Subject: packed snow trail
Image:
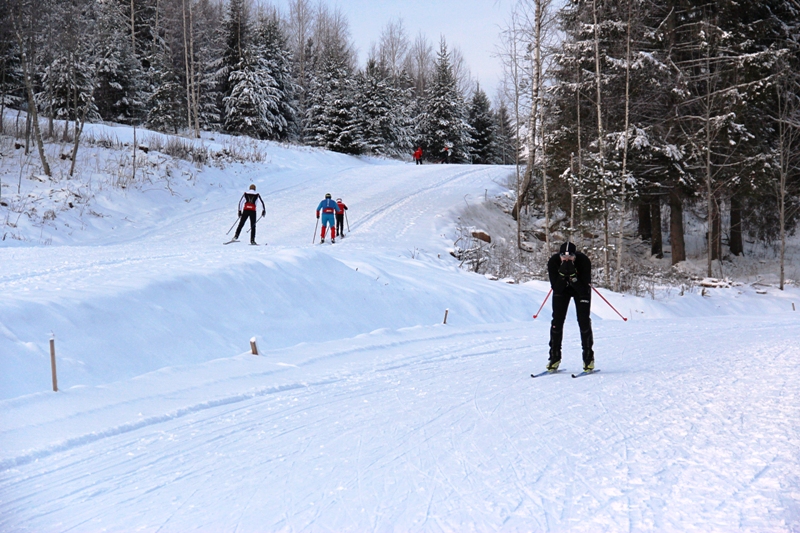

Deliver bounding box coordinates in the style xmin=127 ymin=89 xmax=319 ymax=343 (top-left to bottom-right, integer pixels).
xmin=1 ymin=315 xmax=798 ymax=532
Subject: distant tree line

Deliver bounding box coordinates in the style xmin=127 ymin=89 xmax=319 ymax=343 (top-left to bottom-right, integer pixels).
xmin=1 ymin=0 xmax=516 ymax=164
xmin=500 ymin=0 xmax=800 ymax=288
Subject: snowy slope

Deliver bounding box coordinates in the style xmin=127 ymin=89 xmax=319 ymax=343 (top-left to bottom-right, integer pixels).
xmin=1 ymin=134 xmax=799 ymax=532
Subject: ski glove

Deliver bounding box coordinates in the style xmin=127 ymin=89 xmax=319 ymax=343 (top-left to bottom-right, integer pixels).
xmin=238 ymin=210 xmax=242 ymax=217
xmin=316 ymin=214 xmax=320 ymax=219
xmin=558 ymin=261 xmax=577 ymax=277
xmin=261 ymin=210 xmax=266 ymax=217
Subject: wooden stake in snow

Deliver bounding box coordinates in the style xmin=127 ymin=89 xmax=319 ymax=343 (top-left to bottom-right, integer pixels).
xmin=250 ymin=337 xmax=259 ymax=355
xmin=443 ymin=309 xmax=449 ymax=325
xmin=49 ymin=336 xmax=58 ymax=392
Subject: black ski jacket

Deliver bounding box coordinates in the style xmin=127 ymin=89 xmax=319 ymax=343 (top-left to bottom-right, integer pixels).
xmin=547 ymin=251 xmax=591 ymax=298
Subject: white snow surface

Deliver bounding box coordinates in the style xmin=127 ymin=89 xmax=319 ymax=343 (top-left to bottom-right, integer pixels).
xmin=1 ymin=134 xmax=800 ymax=532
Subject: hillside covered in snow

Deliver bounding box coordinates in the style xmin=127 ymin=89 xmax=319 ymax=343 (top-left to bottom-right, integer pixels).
xmin=1 ymin=126 xmax=799 ymax=532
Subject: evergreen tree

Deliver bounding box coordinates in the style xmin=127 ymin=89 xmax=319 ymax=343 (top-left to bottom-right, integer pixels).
xmin=357 ymin=59 xmax=414 ymax=157
xmin=467 ymin=84 xmax=498 ymax=164
xmin=416 ymin=38 xmax=473 ymax=162
xmin=93 ymin=0 xmax=145 ymax=123
xmin=494 ymin=101 xmax=517 ymax=165
xmin=40 ymin=0 xmax=99 ymax=133
xmin=0 ymin=6 xmax=23 ymax=127
xmin=223 ymin=48 xmax=282 ymax=138
xmin=193 ymin=0 xmax=225 ymax=130
xmin=304 ymin=39 xmax=363 ymax=154
xmin=216 ymin=0 xmax=251 ymax=126
xmin=146 ymin=44 xmax=185 ymax=133
xmin=253 ymin=11 xmax=298 ymax=140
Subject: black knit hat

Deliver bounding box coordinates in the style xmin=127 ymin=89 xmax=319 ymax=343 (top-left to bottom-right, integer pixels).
xmin=559 ymin=241 xmax=577 ymax=256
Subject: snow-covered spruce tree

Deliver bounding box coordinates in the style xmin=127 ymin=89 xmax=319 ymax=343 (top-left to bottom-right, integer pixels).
xmin=252 ymin=10 xmax=298 ymax=140
xmin=304 ymin=40 xmax=363 ymax=154
xmin=191 ymin=0 xmax=224 ymax=131
xmin=416 ymin=38 xmax=473 ymax=163
xmin=356 ymin=59 xmax=414 ymax=157
xmin=223 ymin=47 xmax=283 ymax=139
xmin=93 ymin=0 xmax=145 ymax=124
xmin=468 ymin=84 xmax=498 ymax=164
xmin=146 ymin=43 xmax=185 ymax=133
xmin=494 ymin=101 xmax=517 ymax=165
xmin=39 ymin=0 xmax=99 ymax=139
xmin=0 ymin=7 xmax=23 ymax=133
xmin=216 ymin=0 xmax=251 ymax=130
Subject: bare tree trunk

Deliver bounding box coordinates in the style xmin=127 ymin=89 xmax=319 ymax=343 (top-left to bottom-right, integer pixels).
xmin=188 ymin=0 xmax=199 ymax=136
xmin=542 ymin=122 xmax=551 ymax=255
xmin=12 ymin=12 xmax=51 ymax=177
xmin=669 ymin=189 xmax=686 ymax=264
xmin=69 ymin=104 xmax=88 ymax=177
xmin=569 ymin=154 xmax=576 ymax=241
xmin=650 ymin=198 xmax=663 ymax=258
xmin=574 ymin=64 xmax=584 ymax=249
xmin=776 ymin=81 xmax=791 ymax=290
xmin=131 ymin=0 xmax=136 ymax=55
xmin=153 ymin=0 xmax=159 ymax=54
xmin=534 ymin=0 xmax=549 ymax=253
xmin=729 ymin=194 xmax=743 ymax=256
xmin=181 ymin=0 xmax=193 ymax=135
xmin=638 ymin=202 xmax=651 ymax=241
xmin=704 ymin=37 xmax=714 ymax=277
xmin=614 ymin=0 xmax=632 ymax=291
xmin=710 ymin=194 xmax=721 ymax=262
xmin=592 ymin=0 xmax=609 ymax=285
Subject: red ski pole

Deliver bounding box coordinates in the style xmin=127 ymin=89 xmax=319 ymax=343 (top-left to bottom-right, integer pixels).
xmin=532 ymin=288 xmax=552 ymax=319
xmin=591 ymin=285 xmax=628 ymax=321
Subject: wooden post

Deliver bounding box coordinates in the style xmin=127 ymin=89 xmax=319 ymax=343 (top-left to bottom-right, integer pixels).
xmin=443 ymin=309 xmax=449 ymax=325
xmin=250 ymin=337 xmax=259 ymax=355
xmin=49 ymin=337 xmax=58 ymax=392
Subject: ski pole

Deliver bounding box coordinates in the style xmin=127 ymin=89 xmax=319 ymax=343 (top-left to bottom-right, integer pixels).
xmin=226 ymin=214 xmax=241 ymax=236
xmin=345 ymin=210 xmax=350 ymax=232
xmin=532 ymin=288 xmax=552 ymax=319
xmin=246 ymin=214 xmax=263 ymax=234
xmin=312 ymin=218 xmax=319 ymax=244
xmin=591 ymin=285 xmax=628 ymax=321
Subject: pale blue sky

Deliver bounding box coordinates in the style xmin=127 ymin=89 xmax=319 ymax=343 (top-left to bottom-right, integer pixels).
xmin=269 ymin=0 xmax=512 ymax=98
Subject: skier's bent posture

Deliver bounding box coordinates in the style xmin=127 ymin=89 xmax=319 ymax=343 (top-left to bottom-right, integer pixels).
xmin=316 ymin=193 xmax=342 ymax=243
xmin=234 ymin=184 xmax=266 ymax=244
xmin=546 ymin=241 xmax=594 ymax=373
xmin=335 ymin=198 xmax=348 ymax=237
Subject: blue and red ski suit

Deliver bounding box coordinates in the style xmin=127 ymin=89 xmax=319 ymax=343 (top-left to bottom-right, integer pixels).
xmin=316 ymin=198 xmax=342 ymax=240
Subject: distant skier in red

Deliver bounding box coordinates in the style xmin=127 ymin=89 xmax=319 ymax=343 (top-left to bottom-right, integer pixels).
xmin=413 ymin=147 xmax=423 ymax=165
xmin=233 ymin=184 xmax=266 ymax=245
xmin=335 ymin=198 xmax=348 ymax=237
xmin=316 ymin=193 xmax=342 ymax=243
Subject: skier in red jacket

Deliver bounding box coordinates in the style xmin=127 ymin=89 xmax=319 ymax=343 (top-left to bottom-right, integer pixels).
xmin=413 ymin=147 xmax=423 ymax=165
xmin=335 ymin=198 xmax=348 ymax=237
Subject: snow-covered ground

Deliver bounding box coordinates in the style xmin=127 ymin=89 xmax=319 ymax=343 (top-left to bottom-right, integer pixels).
xmin=1 ymin=128 xmax=799 ymax=532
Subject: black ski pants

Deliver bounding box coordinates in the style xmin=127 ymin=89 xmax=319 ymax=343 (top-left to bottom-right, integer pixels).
xmin=549 ymin=292 xmax=594 ymax=364
xmin=336 ymin=213 xmax=345 ymax=236
xmin=234 ymin=210 xmax=257 ymax=241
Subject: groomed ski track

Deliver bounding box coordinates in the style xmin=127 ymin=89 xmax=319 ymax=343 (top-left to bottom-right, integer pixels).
xmin=1 ymin=149 xmax=799 ymax=532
